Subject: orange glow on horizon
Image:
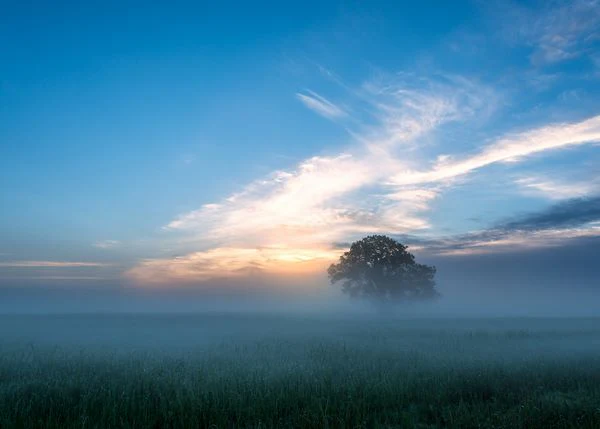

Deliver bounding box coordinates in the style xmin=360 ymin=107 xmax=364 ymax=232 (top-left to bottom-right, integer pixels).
xmin=125 ymin=246 xmax=344 ymax=286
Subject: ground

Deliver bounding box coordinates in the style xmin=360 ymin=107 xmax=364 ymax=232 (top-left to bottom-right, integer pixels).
xmin=1 ymin=313 xmax=599 ymax=428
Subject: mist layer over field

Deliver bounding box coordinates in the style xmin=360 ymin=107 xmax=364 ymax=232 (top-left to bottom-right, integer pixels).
xmin=1 ymin=313 xmax=600 ymax=428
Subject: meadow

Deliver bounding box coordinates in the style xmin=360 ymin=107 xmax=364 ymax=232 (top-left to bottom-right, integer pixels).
xmin=1 ymin=313 xmax=599 ymax=428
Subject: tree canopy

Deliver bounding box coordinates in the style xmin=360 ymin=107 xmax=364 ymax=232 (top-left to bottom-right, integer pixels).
xmin=328 ymin=235 xmax=438 ymax=303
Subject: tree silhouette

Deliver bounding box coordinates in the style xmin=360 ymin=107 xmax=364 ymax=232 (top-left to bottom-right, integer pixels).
xmin=328 ymin=235 xmax=438 ymax=303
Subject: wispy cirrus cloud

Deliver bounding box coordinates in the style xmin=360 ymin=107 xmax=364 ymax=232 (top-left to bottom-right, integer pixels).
xmin=94 ymin=240 xmax=120 ymax=249
xmin=0 ymin=276 xmax=110 ymax=281
xmin=296 ymin=90 xmax=347 ymax=119
xmin=531 ymin=0 xmax=600 ymax=65
xmin=497 ymin=0 xmax=600 ymax=66
xmin=164 ymin=76 xmax=489 ymax=248
xmin=515 ymin=176 xmax=598 ymax=200
xmin=0 ymin=261 xmax=110 ymax=268
xmin=390 ymin=114 xmax=600 ymax=186
xmin=127 ymin=68 xmax=600 ymax=284
xmin=359 ymin=74 xmax=495 ymax=150
xmin=128 ymin=76 xmax=490 ymax=284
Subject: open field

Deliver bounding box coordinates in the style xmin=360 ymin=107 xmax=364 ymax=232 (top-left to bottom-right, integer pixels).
xmin=1 ymin=314 xmax=600 ymax=428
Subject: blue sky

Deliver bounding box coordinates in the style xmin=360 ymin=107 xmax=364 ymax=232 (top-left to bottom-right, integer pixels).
xmin=1 ymin=0 xmax=600 ymax=288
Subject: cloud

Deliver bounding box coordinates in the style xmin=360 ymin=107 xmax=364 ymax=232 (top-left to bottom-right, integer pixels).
xmin=412 ymin=196 xmax=600 ymax=256
xmin=126 ymin=246 xmax=342 ymax=285
xmin=0 ymin=261 xmax=111 ymax=268
xmin=129 ymin=76 xmax=491 ymax=283
xmin=165 ymin=154 xmax=384 ymax=242
xmin=390 ymin=114 xmax=600 ymax=186
xmin=502 ymin=196 xmax=600 ymax=232
xmin=434 ymin=225 xmax=600 ymax=256
xmin=164 ymin=77 xmax=487 ymax=246
xmin=498 ymin=0 xmax=600 ymax=65
xmin=515 ymin=176 xmax=597 ymax=200
xmin=0 ymin=276 xmax=109 ymax=281
xmin=94 ymin=240 xmax=120 ymax=249
xmin=148 ymin=153 xmax=436 ymax=284
xmin=532 ymin=0 xmax=600 ymax=65
xmin=128 ymin=71 xmax=599 ymax=284
xmin=296 ymin=90 xmax=347 ymax=119
xmin=359 ymin=74 xmax=494 ymax=149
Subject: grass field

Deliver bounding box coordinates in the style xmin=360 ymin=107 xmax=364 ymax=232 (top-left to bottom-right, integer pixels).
xmin=1 ymin=313 xmax=599 ymax=428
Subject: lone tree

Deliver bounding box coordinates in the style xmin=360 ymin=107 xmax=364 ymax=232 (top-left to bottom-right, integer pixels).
xmin=328 ymin=235 xmax=438 ymax=303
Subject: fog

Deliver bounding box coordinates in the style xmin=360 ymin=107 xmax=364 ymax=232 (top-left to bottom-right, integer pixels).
xmin=3 ymin=234 xmax=600 ymax=318
xmin=1 ymin=240 xmax=599 ymax=371
xmin=2 ymin=247 xmax=599 ymax=428
xmin=1 ymin=280 xmax=599 ymax=317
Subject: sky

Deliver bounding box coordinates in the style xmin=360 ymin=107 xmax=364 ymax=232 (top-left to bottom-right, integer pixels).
xmin=1 ymin=0 xmax=600 ymax=305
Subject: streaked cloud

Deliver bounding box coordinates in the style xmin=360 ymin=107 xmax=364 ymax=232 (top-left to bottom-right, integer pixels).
xmin=502 ymin=196 xmax=600 ymax=232
xmin=410 ymin=196 xmax=600 ymax=256
xmin=498 ymin=0 xmax=600 ymax=65
xmin=0 ymin=261 xmax=111 ymax=268
xmin=435 ymin=225 xmax=600 ymax=256
xmin=391 ymin=114 xmax=600 ymax=186
xmin=126 ymin=246 xmax=342 ymax=285
xmin=359 ymin=74 xmax=495 ymax=150
xmin=164 ymin=77 xmax=487 ymax=246
xmin=129 ymin=76 xmax=490 ymax=283
xmin=129 ymin=70 xmax=600 ymax=284
xmin=94 ymin=240 xmax=120 ymax=249
xmin=0 ymin=276 xmax=110 ymax=281
xmin=296 ymin=90 xmax=347 ymax=119
xmin=532 ymin=0 xmax=600 ymax=65
xmin=515 ymin=176 xmax=597 ymax=200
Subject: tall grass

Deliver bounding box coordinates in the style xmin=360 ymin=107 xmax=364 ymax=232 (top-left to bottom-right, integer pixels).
xmin=1 ymin=315 xmax=599 ymax=428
